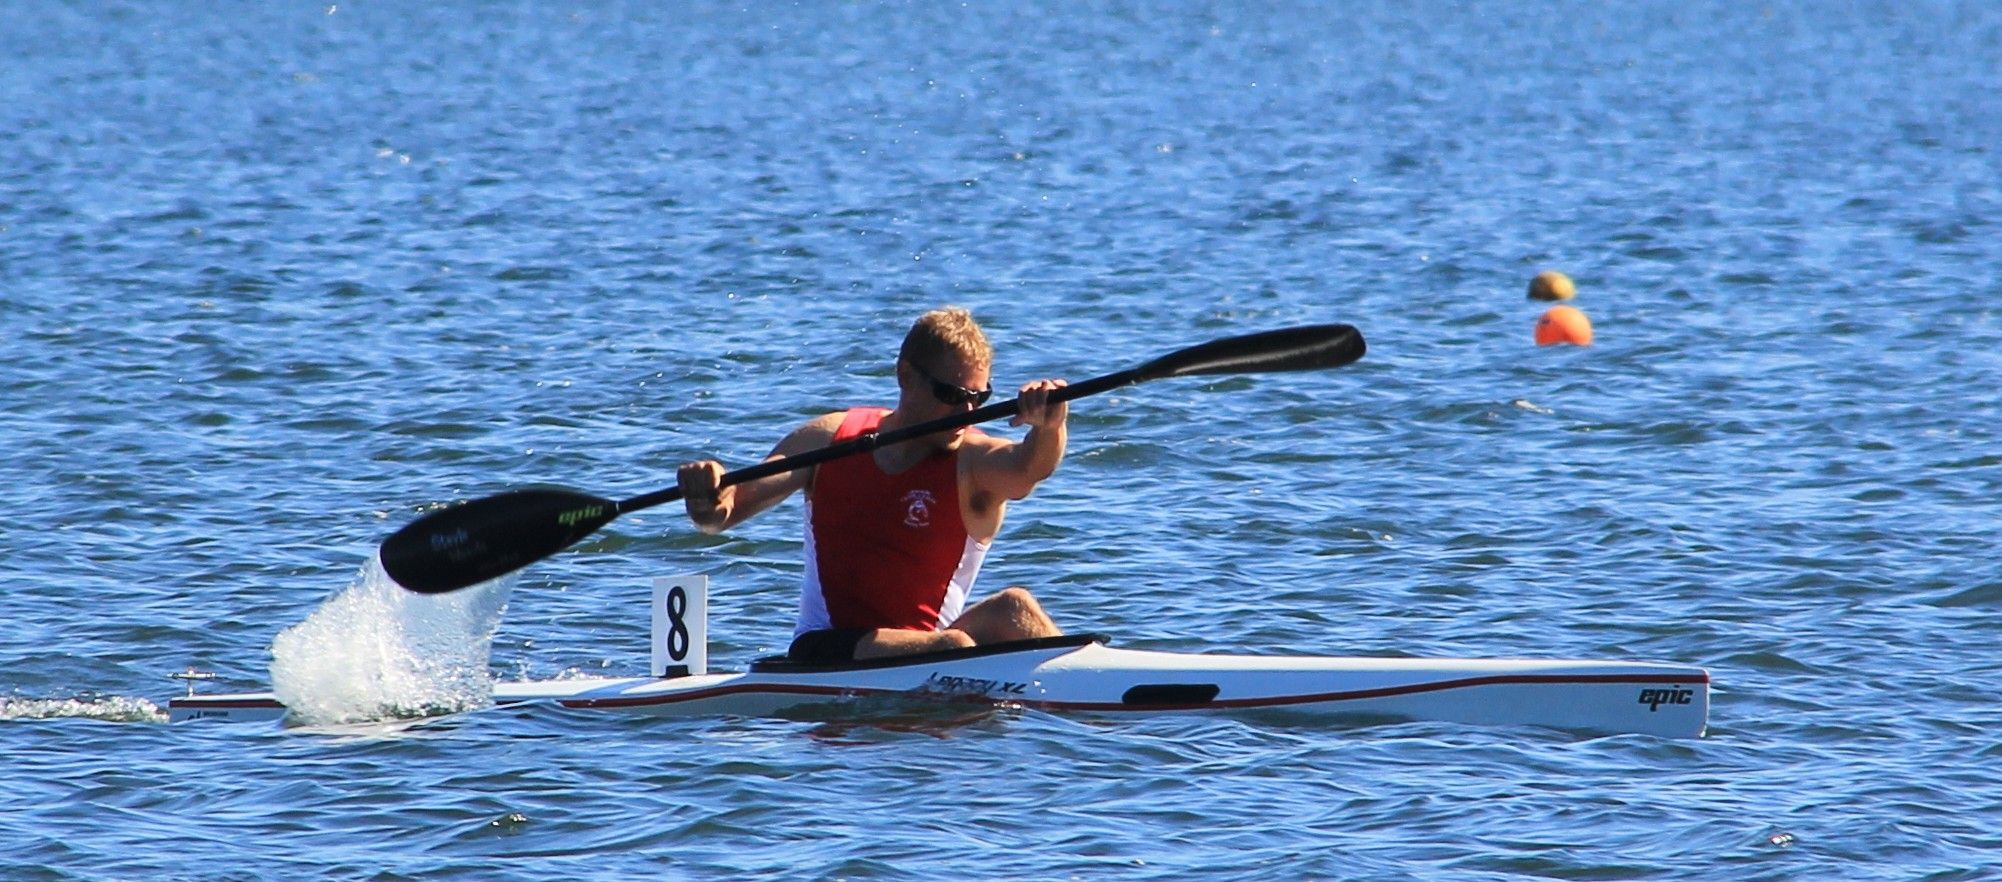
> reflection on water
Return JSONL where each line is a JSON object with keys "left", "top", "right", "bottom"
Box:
{"left": 780, "top": 692, "right": 1019, "bottom": 743}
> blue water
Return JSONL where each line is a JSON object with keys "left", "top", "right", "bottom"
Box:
{"left": 5, "top": 1, "right": 2000, "bottom": 878}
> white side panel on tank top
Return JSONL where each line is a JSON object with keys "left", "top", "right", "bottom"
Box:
{"left": 937, "top": 536, "right": 988, "bottom": 626}
{"left": 795, "top": 498, "right": 833, "bottom": 637}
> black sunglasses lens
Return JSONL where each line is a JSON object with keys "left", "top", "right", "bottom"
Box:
{"left": 932, "top": 380, "right": 988, "bottom": 407}
{"left": 915, "top": 362, "right": 990, "bottom": 407}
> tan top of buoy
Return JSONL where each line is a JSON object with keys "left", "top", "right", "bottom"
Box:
{"left": 1528, "top": 270, "right": 1576, "bottom": 301}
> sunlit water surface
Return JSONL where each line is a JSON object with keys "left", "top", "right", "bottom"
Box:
{"left": 4, "top": 2, "right": 1999, "bottom": 880}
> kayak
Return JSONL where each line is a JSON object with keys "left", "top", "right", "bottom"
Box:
{"left": 169, "top": 578, "right": 1709, "bottom": 737}
{"left": 171, "top": 633, "right": 1707, "bottom": 737}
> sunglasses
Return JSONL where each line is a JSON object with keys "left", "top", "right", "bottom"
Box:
{"left": 911, "top": 361, "right": 992, "bottom": 407}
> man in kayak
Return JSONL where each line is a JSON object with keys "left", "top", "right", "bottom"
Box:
{"left": 677, "top": 307, "right": 1069, "bottom": 663}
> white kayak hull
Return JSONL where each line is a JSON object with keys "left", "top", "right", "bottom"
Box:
{"left": 170, "top": 635, "right": 1708, "bottom": 737}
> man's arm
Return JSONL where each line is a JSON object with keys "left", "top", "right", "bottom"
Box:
{"left": 966, "top": 379, "right": 1069, "bottom": 503}
{"left": 679, "top": 411, "right": 844, "bottom": 534}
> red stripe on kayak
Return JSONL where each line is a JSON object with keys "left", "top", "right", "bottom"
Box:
{"left": 169, "top": 697, "right": 286, "bottom": 710}
{"left": 563, "top": 683, "right": 878, "bottom": 709}
{"left": 169, "top": 698, "right": 532, "bottom": 713}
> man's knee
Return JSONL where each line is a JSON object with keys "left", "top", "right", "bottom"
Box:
{"left": 993, "top": 586, "right": 1041, "bottom": 611}
{"left": 989, "top": 587, "right": 1058, "bottom": 634}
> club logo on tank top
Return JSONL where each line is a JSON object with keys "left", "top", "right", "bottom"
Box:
{"left": 901, "top": 490, "right": 935, "bottom": 528}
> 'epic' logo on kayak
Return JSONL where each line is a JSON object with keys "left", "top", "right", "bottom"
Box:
{"left": 1638, "top": 687, "right": 1694, "bottom": 711}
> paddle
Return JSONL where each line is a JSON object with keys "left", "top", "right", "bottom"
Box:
{"left": 380, "top": 323, "right": 1366, "bottom": 594}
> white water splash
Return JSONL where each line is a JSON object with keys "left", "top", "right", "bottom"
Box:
{"left": 0, "top": 695, "right": 169, "bottom": 724}
{"left": 269, "top": 555, "right": 513, "bottom": 726}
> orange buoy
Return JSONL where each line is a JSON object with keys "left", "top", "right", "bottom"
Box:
{"left": 1528, "top": 270, "right": 1576, "bottom": 301}
{"left": 1534, "top": 305, "right": 1593, "bottom": 346}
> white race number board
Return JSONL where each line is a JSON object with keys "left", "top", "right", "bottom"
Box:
{"left": 651, "top": 575, "right": 708, "bottom": 677}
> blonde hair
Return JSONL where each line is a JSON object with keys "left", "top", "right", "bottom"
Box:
{"left": 899, "top": 307, "right": 992, "bottom": 370}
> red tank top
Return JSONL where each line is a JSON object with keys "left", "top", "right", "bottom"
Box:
{"left": 798, "top": 408, "right": 988, "bottom": 633}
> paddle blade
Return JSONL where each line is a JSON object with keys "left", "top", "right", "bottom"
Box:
{"left": 1136, "top": 323, "right": 1365, "bottom": 380}
{"left": 379, "top": 487, "right": 622, "bottom": 593}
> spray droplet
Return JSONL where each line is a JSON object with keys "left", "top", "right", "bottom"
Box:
{"left": 269, "top": 556, "right": 513, "bottom": 725}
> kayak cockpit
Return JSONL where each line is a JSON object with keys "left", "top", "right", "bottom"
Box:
{"left": 747, "top": 633, "right": 1110, "bottom": 674}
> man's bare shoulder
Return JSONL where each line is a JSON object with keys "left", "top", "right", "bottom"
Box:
{"left": 777, "top": 411, "right": 846, "bottom": 453}
{"left": 801, "top": 410, "right": 847, "bottom": 434}
{"left": 954, "top": 431, "right": 1017, "bottom": 465}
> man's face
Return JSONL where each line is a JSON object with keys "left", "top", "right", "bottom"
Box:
{"left": 903, "top": 355, "right": 992, "bottom": 448}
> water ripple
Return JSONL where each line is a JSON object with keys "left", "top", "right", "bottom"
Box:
{"left": 6, "top": 1, "right": 2002, "bottom": 879}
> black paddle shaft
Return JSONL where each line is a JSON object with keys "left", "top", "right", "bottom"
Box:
{"left": 381, "top": 323, "right": 1364, "bottom": 593}
{"left": 620, "top": 323, "right": 1363, "bottom": 510}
